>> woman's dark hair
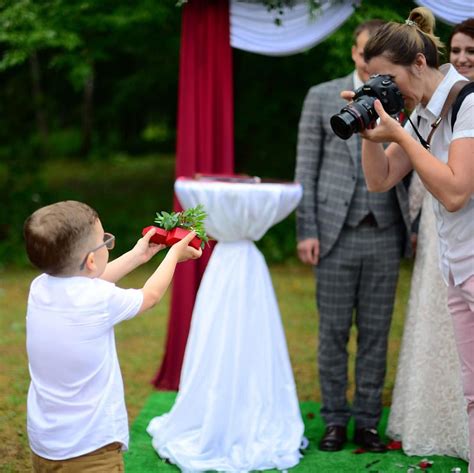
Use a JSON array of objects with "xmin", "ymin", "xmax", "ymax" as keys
[
  {"xmin": 364, "ymin": 7, "xmax": 444, "ymax": 68},
  {"xmin": 449, "ymin": 17, "xmax": 474, "ymax": 49}
]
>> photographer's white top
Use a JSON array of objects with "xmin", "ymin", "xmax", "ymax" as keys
[
  {"xmin": 405, "ymin": 64, "xmax": 474, "ymax": 286},
  {"xmin": 26, "ymin": 274, "xmax": 143, "ymax": 460}
]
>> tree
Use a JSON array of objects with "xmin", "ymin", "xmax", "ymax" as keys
[
  {"xmin": 0, "ymin": 0, "xmax": 180, "ymax": 264},
  {"xmin": 0, "ymin": 0, "xmax": 177, "ymax": 155}
]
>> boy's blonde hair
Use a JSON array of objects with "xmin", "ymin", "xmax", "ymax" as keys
[
  {"xmin": 364, "ymin": 7, "xmax": 444, "ymax": 69},
  {"xmin": 24, "ymin": 200, "xmax": 98, "ymax": 275}
]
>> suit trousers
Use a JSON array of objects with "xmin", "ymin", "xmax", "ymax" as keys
[
  {"xmin": 315, "ymin": 222, "xmax": 403, "ymax": 428},
  {"xmin": 448, "ymin": 275, "xmax": 474, "ymax": 473}
]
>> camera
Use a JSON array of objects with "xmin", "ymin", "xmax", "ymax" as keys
[{"xmin": 330, "ymin": 74, "xmax": 404, "ymax": 140}]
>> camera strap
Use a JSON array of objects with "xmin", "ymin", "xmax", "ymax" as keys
[{"xmin": 408, "ymin": 80, "xmax": 469, "ymax": 150}]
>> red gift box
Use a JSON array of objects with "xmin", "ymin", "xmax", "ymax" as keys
[
  {"xmin": 142, "ymin": 226, "xmax": 168, "ymax": 245},
  {"xmin": 165, "ymin": 227, "xmax": 202, "ymax": 250},
  {"xmin": 142, "ymin": 226, "xmax": 202, "ymax": 250}
]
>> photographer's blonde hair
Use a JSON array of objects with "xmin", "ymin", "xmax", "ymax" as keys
[{"xmin": 364, "ymin": 7, "xmax": 444, "ymax": 68}]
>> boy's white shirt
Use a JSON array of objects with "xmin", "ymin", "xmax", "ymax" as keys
[{"xmin": 26, "ymin": 273, "xmax": 143, "ymax": 460}]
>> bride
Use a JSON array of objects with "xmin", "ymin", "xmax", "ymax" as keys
[{"xmin": 386, "ymin": 172, "xmax": 469, "ymax": 460}]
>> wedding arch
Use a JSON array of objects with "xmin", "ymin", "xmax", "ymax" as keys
[{"xmin": 153, "ymin": 0, "xmax": 473, "ymax": 390}]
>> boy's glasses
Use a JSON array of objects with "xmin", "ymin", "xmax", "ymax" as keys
[{"xmin": 79, "ymin": 232, "xmax": 115, "ymax": 270}]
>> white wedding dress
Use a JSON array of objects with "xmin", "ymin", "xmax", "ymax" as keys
[{"xmin": 387, "ymin": 173, "xmax": 469, "ymax": 461}]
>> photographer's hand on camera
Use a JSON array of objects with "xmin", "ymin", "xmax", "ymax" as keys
[
  {"xmin": 361, "ymin": 100, "xmax": 414, "ymax": 193},
  {"xmin": 340, "ymin": 90, "xmax": 355, "ymax": 101},
  {"xmin": 359, "ymin": 99, "xmax": 404, "ymax": 144}
]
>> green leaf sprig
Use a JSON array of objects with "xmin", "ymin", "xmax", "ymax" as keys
[{"xmin": 154, "ymin": 204, "xmax": 209, "ymax": 246}]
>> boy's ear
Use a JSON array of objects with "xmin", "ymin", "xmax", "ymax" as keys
[{"xmin": 84, "ymin": 252, "xmax": 97, "ymax": 272}]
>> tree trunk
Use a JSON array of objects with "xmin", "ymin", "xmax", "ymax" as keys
[
  {"xmin": 29, "ymin": 51, "xmax": 49, "ymax": 154},
  {"xmin": 80, "ymin": 62, "xmax": 95, "ymax": 156}
]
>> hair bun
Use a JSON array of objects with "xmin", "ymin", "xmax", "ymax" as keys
[{"xmin": 408, "ymin": 6, "xmax": 436, "ymax": 35}]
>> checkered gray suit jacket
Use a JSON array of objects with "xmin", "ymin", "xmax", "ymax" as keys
[{"xmin": 295, "ymin": 72, "xmax": 411, "ymax": 258}]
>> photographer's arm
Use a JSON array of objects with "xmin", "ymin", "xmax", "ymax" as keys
[
  {"xmin": 362, "ymin": 100, "xmax": 474, "ymax": 210},
  {"xmin": 340, "ymin": 90, "xmax": 412, "ymax": 192},
  {"xmin": 397, "ymin": 133, "xmax": 474, "ymax": 212},
  {"xmin": 361, "ymin": 139, "xmax": 412, "ymax": 192}
]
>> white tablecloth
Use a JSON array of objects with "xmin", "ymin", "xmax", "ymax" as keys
[{"xmin": 147, "ymin": 178, "xmax": 304, "ymax": 473}]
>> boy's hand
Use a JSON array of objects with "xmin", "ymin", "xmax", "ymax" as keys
[
  {"xmin": 133, "ymin": 228, "xmax": 166, "ymax": 264},
  {"xmin": 169, "ymin": 231, "xmax": 202, "ymax": 262}
]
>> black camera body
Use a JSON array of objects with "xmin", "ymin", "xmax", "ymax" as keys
[{"xmin": 330, "ymin": 74, "xmax": 404, "ymax": 140}]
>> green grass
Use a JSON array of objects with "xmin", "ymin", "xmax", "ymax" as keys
[
  {"xmin": 0, "ymin": 259, "xmax": 412, "ymax": 472},
  {"xmin": 0, "ymin": 154, "xmax": 415, "ymax": 471},
  {"xmin": 125, "ymin": 392, "xmax": 468, "ymax": 473}
]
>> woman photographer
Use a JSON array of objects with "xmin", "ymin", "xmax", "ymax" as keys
[
  {"xmin": 379, "ymin": 14, "xmax": 473, "ymax": 461},
  {"xmin": 346, "ymin": 7, "xmax": 473, "ymax": 471}
]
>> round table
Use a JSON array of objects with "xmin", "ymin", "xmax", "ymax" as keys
[{"xmin": 147, "ymin": 177, "xmax": 304, "ymax": 472}]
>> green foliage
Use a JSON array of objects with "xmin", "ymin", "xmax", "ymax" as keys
[
  {"xmin": 0, "ymin": 1, "xmax": 180, "ymax": 263},
  {"xmin": 154, "ymin": 204, "xmax": 209, "ymax": 246},
  {"xmin": 0, "ymin": 0, "xmax": 457, "ymax": 263},
  {"xmin": 234, "ymin": 0, "xmax": 421, "ymax": 180},
  {"xmin": 154, "ymin": 211, "xmax": 180, "ymax": 231},
  {"xmin": 0, "ymin": 0, "xmax": 180, "ymax": 154},
  {"xmin": 0, "ymin": 0, "xmax": 80, "ymax": 72}
]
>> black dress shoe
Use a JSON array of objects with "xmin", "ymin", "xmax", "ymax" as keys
[
  {"xmin": 354, "ymin": 428, "xmax": 387, "ymax": 453},
  {"xmin": 318, "ymin": 425, "xmax": 347, "ymax": 451}
]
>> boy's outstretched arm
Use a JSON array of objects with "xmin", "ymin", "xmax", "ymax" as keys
[
  {"xmin": 101, "ymin": 228, "xmax": 164, "ymax": 283},
  {"xmin": 138, "ymin": 231, "xmax": 202, "ymax": 314}
]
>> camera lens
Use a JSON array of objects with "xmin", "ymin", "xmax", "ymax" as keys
[
  {"xmin": 330, "ymin": 110, "xmax": 361, "ymax": 140},
  {"xmin": 330, "ymin": 75, "xmax": 403, "ymax": 140},
  {"xmin": 330, "ymin": 96, "xmax": 376, "ymax": 140}
]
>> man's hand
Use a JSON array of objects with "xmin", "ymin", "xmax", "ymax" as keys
[{"xmin": 297, "ymin": 238, "xmax": 320, "ymax": 266}]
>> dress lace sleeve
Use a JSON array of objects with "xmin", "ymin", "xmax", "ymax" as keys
[{"xmin": 408, "ymin": 172, "xmax": 426, "ymax": 225}]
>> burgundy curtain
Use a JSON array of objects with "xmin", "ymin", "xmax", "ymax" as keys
[{"xmin": 152, "ymin": 0, "xmax": 234, "ymax": 390}]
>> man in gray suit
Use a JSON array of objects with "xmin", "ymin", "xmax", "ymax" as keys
[{"xmin": 295, "ymin": 20, "xmax": 410, "ymax": 453}]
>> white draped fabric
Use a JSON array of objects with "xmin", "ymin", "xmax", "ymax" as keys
[
  {"xmin": 230, "ymin": 0, "xmax": 357, "ymax": 56},
  {"xmin": 415, "ymin": 0, "xmax": 474, "ymax": 25},
  {"xmin": 147, "ymin": 178, "xmax": 304, "ymax": 472}
]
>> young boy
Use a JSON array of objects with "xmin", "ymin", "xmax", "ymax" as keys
[{"xmin": 23, "ymin": 200, "xmax": 202, "ymax": 472}]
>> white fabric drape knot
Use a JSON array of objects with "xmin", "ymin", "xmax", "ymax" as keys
[
  {"xmin": 230, "ymin": 0, "xmax": 357, "ymax": 56},
  {"xmin": 147, "ymin": 179, "xmax": 304, "ymax": 472},
  {"xmin": 414, "ymin": 0, "xmax": 474, "ymax": 25},
  {"xmin": 229, "ymin": 0, "xmax": 474, "ymax": 57}
]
